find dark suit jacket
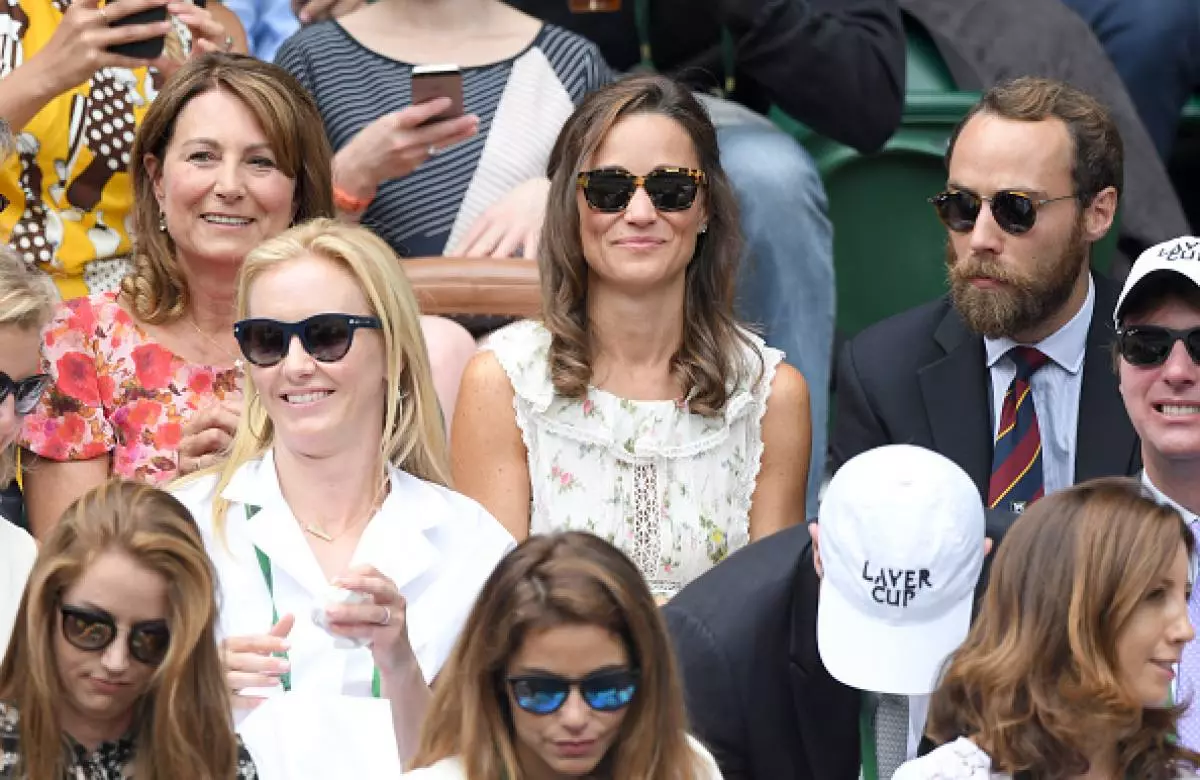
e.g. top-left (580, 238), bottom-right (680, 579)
top-left (830, 273), bottom-right (1140, 495)
top-left (663, 525), bottom-right (860, 780)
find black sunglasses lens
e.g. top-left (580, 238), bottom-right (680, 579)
top-left (934, 192), bottom-right (979, 232)
top-left (14, 375), bottom-right (49, 414)
top-left (580, 670), bottom-right (637, 711)
top-left (583, 173), bottom-right (636, 212)
top-left (644, 173), bottom-right (698, 212)
top-left (302, 315), bottom-right (356, 362)
top-left (130, 623), bottom-right (171, 665)
top-left (61, 608), bottom-right (116, 651)
top-left (1120, 328), bottom-right (1174, 366)
top-left (237, 321), bottom-right (288, 366)
top-left (991, 192), bottom-right (1038, 235)
top-left (510, 677), bottom-right (570, 715)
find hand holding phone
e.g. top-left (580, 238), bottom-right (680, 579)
top-left (411, 64), bottom-right (464, 124)
top-left (103, 0), bottom-right (170, 59)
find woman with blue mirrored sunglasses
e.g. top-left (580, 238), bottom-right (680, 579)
top-left (406, 532), bottom-right (724, 780)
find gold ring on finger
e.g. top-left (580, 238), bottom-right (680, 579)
top-left (98, 6), bottom-right (110, 23)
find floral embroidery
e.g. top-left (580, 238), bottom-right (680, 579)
top-left (20, 294), bottom-right (243, 484)
top-left (487, 320), bottom-right (781, 599)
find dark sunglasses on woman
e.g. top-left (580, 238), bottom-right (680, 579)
top-left (1116, 325), bottom-right (1200, 367)
top-left (506, 668), bottom-right (638, 715)
top-left (60, 604), bottom-right (171, 666)
top-left (577, 167), bottom-right (705, 213)
top-left (929, 189), bottom-right (1076, 236)
top-left (233, 313), bottom-right (383, 368)
top-left (0, 371), bottom-right (51, 415)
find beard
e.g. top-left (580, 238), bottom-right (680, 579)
top-left (946, 218), bottom-right (1088, 339)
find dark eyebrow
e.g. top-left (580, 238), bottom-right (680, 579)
top-left (181, 139), bottom-right (275, 154)
top-left (946, 181), bottom-right (1049, 197)
top-left (512, 664), bottom-right (629, 677)
top-left (69, 603), bottom-right (115, 621)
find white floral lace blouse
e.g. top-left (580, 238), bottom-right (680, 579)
top-left (486, 320), bottom-right (782, 599)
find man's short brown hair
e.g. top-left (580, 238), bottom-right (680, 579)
top-left (946, 77), bottom-right (1124, 206)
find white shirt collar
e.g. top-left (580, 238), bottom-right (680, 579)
top-left (1141, 470), bottom-right (1200, 524)
top-left (984, 273), bottom-right (1094, 373)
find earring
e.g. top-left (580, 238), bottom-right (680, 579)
top-left (158, 211), bottom-right (167, 233)
top-left (699, 223), bottom-right (708, 234)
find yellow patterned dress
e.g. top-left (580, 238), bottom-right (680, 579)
top-left (0, 0), bottom-right (188, 299)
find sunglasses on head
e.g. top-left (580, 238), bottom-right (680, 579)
top-left (59, 604), bottom-right (171, 666)
top-left (0, 372), bottom-right (50, 415)
top-left (506, 668), bottom-right (639, 715)
top-left (1116, 325), bottom-right (1200, 367)
top-left (577, 167), bottom-right (705, 213)
top-left (929, 190), bottom-right (1077, 236)
top-left (233, 313), bottom-right (382, 368)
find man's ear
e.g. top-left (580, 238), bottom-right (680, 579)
top-left (1081, 186), bottom-right (1118, 244)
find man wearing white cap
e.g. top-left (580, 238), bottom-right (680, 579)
top-left (817, 444), bottom-right (987, 780)
top-left (1113, 235), bottom-right (1200, 750)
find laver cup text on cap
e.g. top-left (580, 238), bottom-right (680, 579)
top-left (862, 563), bottom-right (933, 607)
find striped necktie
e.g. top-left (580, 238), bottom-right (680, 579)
top-left (988, 346), bottom-right (1050, 513)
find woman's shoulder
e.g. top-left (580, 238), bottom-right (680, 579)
top-left (686, 734), bottom-right (725, 778)
top-left (403, 755), bottom-right (467, 779)
top-left (168, 471), bottom-right (221, 528)
top-left (479, 319), bottom-right (554, 409)
top-left (530, 22), bottom-right (614, 92)
top-left (391, 469), bottom-right (512, 543)
top-left (893, 738), bottom-right (1000, 780)
top-left (43, 292), bottom-right (136, 347)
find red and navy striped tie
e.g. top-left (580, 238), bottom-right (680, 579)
top-left (988, 346), bottom-right (1050, 513)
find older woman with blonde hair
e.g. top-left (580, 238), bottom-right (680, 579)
top-left (895, 477), bottom-right (1200, 780)
top-left (0, 247), bottom-right (55, 654)
top-left (171, 218), bottom-right (513, 770)
top-left (407, 531), bottom-right (722, 779)
top-left (453, 74), bottom-right (811, 602)
top-left (0, 479), bottom-right (257, 778)
top-left (19, 52), bottom-right (334, 538)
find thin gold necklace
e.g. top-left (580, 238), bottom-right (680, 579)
top-left (187, 315), bottom-right (242, 370)
top-left (302, 475), bottom-right (390, 543)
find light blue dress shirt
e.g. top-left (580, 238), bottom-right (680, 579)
top-left (983, 274), bottom-right (1095, 498)
top-left (224, 0), bottom-right (300, 62)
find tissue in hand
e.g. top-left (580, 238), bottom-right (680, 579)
top-left (311, 586), bottom-right (372, 649)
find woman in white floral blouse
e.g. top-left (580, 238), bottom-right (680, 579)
top-left (0, 480), bottom-right (256, 779)
top-left (452, 74), bottom-right (811, 601)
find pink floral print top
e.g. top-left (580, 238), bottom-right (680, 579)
top-left (20, 293), bottom-right (242, 484)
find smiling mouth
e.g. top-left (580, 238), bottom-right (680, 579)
top-left (202, 214), bottom-right (253, 226)
top-left (1155, 403), bottom-right (1200, 417)
top-left (283, 391), bottom-right (332, 405)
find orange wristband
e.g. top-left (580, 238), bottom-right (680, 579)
top-left (333, 184), bottom-right (374, 213)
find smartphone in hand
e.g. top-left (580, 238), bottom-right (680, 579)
top-left (104, 0), bottom-right (169, 59)
top-left (411, 64), bottom-right (464, 125)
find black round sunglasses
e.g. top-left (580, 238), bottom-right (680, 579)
top-left (233, 313), bottom-right (382, 368)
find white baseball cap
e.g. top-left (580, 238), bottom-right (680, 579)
top-left (1114, 236), bottom-right (1200, 325)
top-left (816, 445), bottom-right (986, 696)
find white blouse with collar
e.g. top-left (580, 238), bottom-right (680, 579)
top-left (171, 450), bottom-right (516, 696)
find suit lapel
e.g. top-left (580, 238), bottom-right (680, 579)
top-left (1075, 276), bottom-right (1141, 480)
top-left (918, 305), bottom-right (994, 498)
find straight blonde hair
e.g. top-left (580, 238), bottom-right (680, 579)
top-left (203, 219), bottom-right (450, 537)
top-left (0, 248), bottom-right (56, 487)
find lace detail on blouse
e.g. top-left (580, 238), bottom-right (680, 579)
top-left (485, 319), bottom-right (783, 598)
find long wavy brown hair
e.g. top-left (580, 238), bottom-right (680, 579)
top-left (0, 480), bottom-right (239, 779)
top-left (926, 477), bottom-right (1200, 780)
top-left (411, 532), bottom-right (705, 779)
top-left (539, 74), bottom-right (759, 417)
top-left (123, 52), bottom-right (334, 324)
